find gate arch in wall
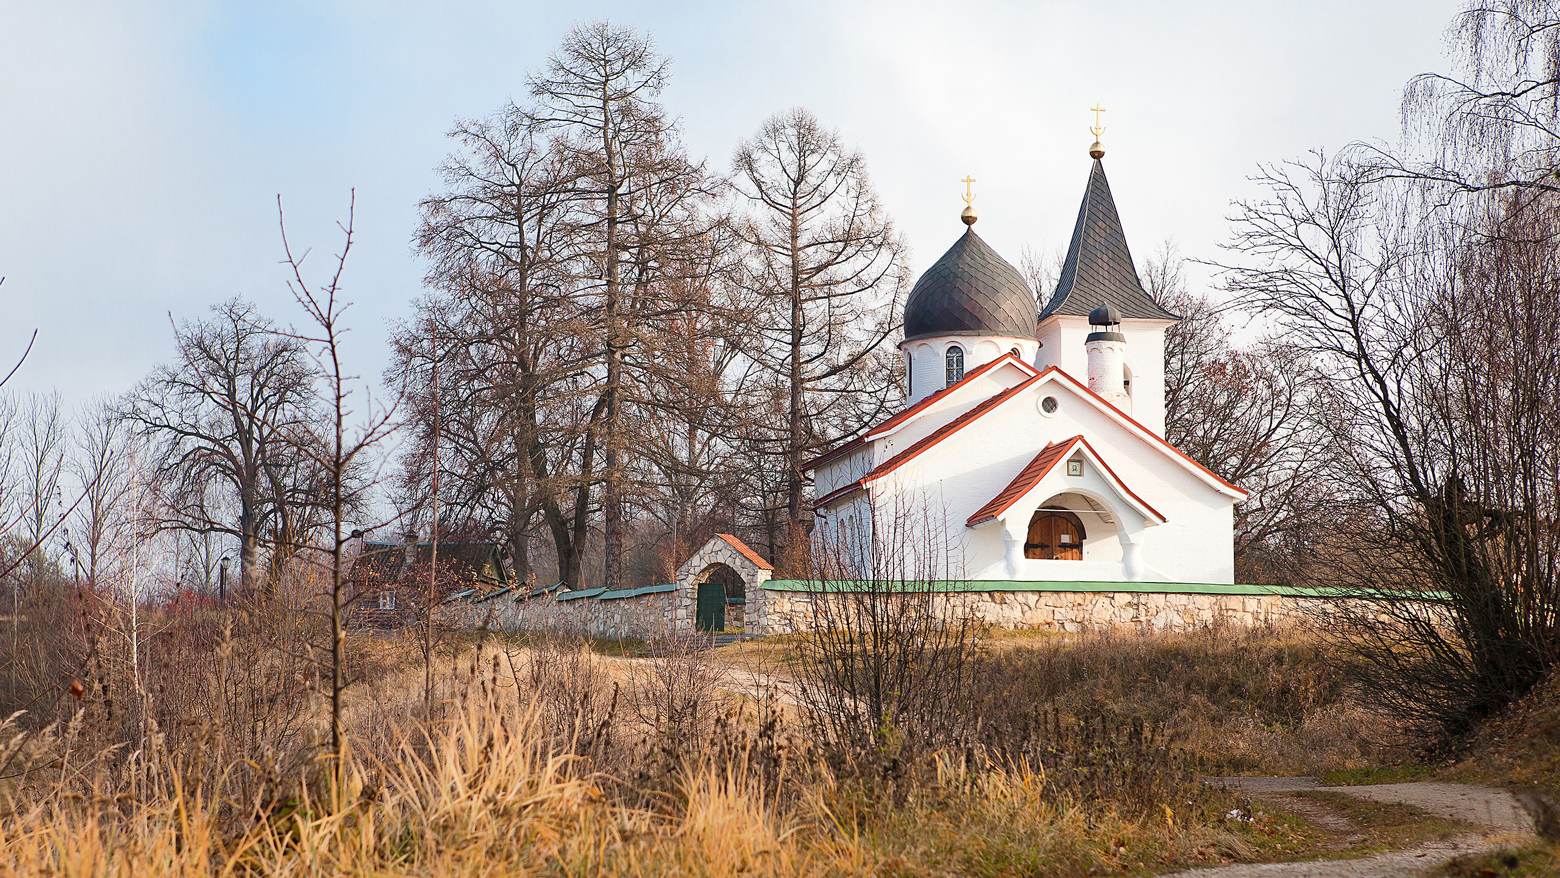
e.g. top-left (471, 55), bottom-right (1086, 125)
top-left (674, 534), bottom-right (773, 633)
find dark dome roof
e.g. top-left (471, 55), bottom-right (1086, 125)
top-left (903, 228), bottom-right (1037, 342)
top-left (1089, 302), bottom-right (1121, 325)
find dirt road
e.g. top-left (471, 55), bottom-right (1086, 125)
top-left (1166, 777), bottom-right (1534, 878)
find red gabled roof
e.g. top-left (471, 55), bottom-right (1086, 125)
top-left (804, 352), bottom-right (1035, 471)
top-left (966, 440), bottom-right (1073, 525)
top-left (965, 435), bottom-right (1167, 526)
top-left (1033, 367), bottom-right (1248, 499)
top-left (715, 533), bottom-right (773, 570)
top-left (812, 375), bottom-right (1041, 512)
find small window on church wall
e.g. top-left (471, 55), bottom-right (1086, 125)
top-left (945, 346), bottom-right (964, 387)
top-left (1041, 396), bottom-right (1059, 414)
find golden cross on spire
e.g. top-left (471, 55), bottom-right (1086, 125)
top-left (961, 175), bottom-right (977, 205)
top-left (1090, 104), bottom-right (1107, 139)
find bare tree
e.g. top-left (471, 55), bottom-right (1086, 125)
top-left (14, 392), bottom-right (67, 593)
top-left (122, 299), bottom-right (325, 592)
top-left (528, 20), bottom-right (715, 591)
top-left (1363, 1), bottom-right (1560, 198)
top-left (406, 105), bottom-right (594, 588)
top-left (1220, 151), bottom-right (1560, 740)
top-left (273, 192), bottom-right (399, 762)
top-left (732, 108), bottom-right (908, 561)
top-left (68, 398), bottom-right (141, 587)
top-left (1145, 244), bottom-right (1337, 583)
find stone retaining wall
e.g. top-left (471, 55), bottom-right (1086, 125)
top-left (440, 580), bottom-right (1356, 640)
top-left (757, 587), bottom-right (1335, 634)
top-left (440, 589), bottom-right (680, 641)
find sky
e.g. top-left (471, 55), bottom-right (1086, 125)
top-left (0, 0), bottom-right (1464, 414)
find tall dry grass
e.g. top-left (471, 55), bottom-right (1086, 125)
top-left (0, 623), bottom-right (1334, 878)
top-left (0, 685), bottom-right (1286, 878)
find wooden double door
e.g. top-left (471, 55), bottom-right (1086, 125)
top-left (1025, 511), bottom-right (1086, 561)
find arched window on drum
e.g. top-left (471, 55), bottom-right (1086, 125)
top-left (944, 345), bottom-right (965, 387)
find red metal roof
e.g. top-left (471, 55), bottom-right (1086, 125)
top-left (965, 435), bottom-right (1167, 526)
top-left (715, 533), bottom-right (773, 570)
top-left (804, 352), bottom-right (1035, 471)
top-left (966, 440), bottom-right (1074, 525)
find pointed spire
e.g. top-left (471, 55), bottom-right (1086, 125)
top-left (1039, 158), bottom-right (1178, 322)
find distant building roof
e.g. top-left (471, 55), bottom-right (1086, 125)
top-left (346, 540), bottom-right (508, 592)
top-left (1040, 159), bottom-right (1178, 322)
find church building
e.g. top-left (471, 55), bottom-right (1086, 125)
top-left (807, 133), bottom-right (1247, 585)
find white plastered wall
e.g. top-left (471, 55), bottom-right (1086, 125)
top-left (1035, 316), bottom-right (1174, 436)
top-left (867, 375), bottom-right (1236, 584)
top-left (903, 334), bottom-right (1039, 405)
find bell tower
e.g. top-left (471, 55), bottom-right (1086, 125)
top-left (1035, 118), bottom-right (1177, 434)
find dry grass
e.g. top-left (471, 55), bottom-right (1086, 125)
top-left (967, 624), bottom-right (1399, 776)
top-left (0, 622), bottom-right (1390, 878)
top-left (0, 682), bottom-right (1326, 878)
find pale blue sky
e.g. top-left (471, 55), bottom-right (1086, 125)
top-left (0, 0), bottom-right (1461, 409)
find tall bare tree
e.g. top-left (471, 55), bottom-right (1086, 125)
top-left (732, 108), bottom-right (908, 559)
top-left (407, 105), bottom-right (594, 587)
top-left (122, 299), bottom-right (323, 591)
top-left (69, 399), bottom-right (141, 587)
top-left (1221, 150), bottom-right (1560, 740)
top-left (1365, 1), bottom-right (1560, 198)
top-left (14, 392), bottom-right (67, 593)
top-left (274, 192), bottom-right (398, 762)
top-left (1147, 245), bottom-right (1335, 584)
top-left (527, 20), bottom-right (714, 591)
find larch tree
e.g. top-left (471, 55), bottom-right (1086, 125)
top-left (527, 20), bottom-right (715, 590)
top-left (732, 107), bottom-right (908, 561)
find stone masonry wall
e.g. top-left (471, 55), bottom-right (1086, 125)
top-left (757, 588), bottom-right (1339, 634)
top-left (440, 581), bottom-right (1350, 640)
top-left (440, 590), bottom-right (680, 641)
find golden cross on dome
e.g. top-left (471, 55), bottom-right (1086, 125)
top-left (1090, 104), bottom-right (1107, 139)
top-left (961, 175), bottom-right (977, 205)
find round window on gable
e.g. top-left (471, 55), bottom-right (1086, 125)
top-left (1040, 396), bottom-right (1059, 415)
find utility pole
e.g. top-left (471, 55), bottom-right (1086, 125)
top-left (424, 347), bottom-right (440, 723)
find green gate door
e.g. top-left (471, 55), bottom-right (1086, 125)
top-left (695, 580), bottom-right (725, 632)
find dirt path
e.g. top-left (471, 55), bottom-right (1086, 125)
top-left (1166, 777), bottom-right (1535, 878)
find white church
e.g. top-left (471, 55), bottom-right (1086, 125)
top-left (807, 138), bottom-right (1247, 586)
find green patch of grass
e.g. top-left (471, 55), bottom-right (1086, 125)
top-left (1319, 764), bottom-right (1434, 786)
top-left (1290, 790), bottom-right (1474, 856)
top-left (1437, 842), bottom-right (1560, 877)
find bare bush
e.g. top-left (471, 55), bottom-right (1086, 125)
top-left (624, 630), bottom-right (728, 763)
top-left (790, 498), bottom-right (981, 769)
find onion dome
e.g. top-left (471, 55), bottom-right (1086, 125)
top-left (903, 226), bottom-right (1038, 342)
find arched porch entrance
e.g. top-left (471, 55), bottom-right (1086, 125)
top-left (1025, 509), bottom-right (1087, 560)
